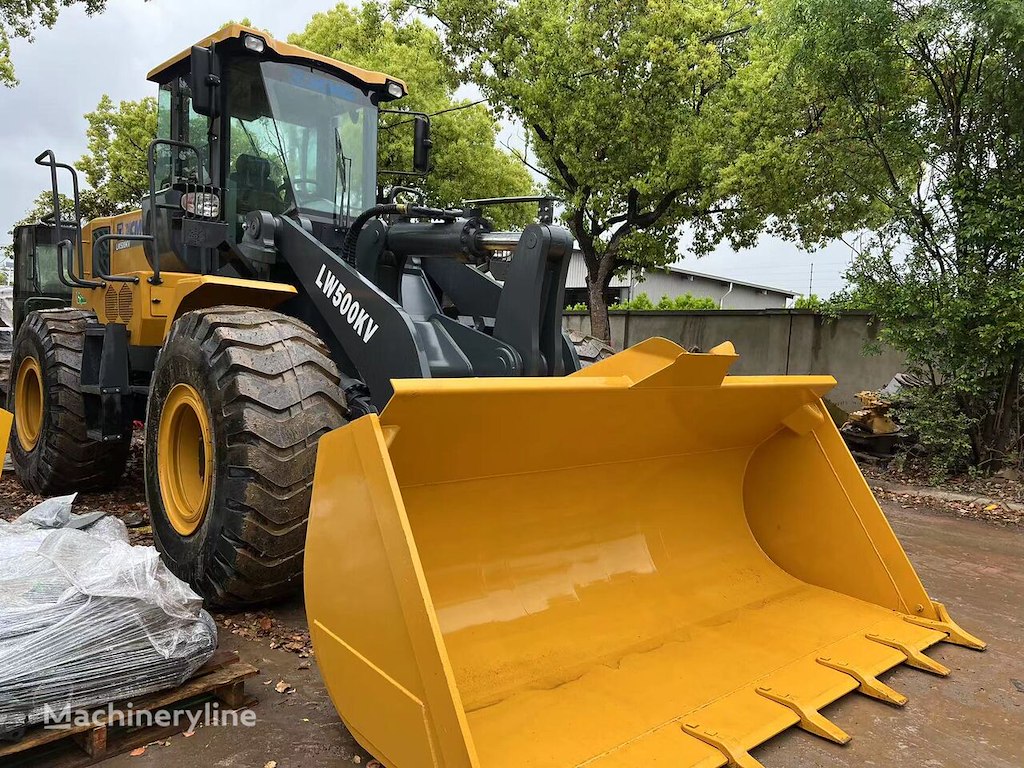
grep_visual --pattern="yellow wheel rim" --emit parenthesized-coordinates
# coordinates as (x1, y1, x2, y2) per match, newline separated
(158, 383, 214, 536)
(14, 356, 44, 451)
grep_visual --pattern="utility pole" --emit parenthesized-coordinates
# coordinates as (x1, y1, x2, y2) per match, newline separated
(808, 263, 814, 296)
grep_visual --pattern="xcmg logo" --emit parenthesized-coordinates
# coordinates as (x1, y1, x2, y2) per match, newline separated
(114, 216, 145, 250)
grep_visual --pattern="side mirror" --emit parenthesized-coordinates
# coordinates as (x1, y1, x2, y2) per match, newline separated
(189, 46, 221, 118)
(413, 115, 432, 174)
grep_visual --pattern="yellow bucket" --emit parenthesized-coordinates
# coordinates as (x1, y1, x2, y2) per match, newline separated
(304, 338, 983, 768)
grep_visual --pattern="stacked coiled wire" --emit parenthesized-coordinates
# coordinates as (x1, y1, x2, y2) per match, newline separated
(0, 499, 217, 739)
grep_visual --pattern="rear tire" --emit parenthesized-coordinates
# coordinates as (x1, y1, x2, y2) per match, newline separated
(145, 306, 348, 607)
(7, 310, 131, 494)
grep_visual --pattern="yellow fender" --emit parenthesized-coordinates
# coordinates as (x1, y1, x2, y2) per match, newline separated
(304, 337, 983, 768)
(0, 408, 11, 461)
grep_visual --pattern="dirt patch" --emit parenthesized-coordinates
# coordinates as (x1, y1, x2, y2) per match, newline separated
(860, 461, 1023, 526)
(861, 459, 1024, 503)
(214, 612, 313, 658)
(0, 432, 153, 545)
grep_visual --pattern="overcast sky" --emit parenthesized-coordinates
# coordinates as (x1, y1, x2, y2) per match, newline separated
(0, 0, 853, 297)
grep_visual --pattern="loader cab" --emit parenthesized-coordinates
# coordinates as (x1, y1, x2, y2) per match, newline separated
(146, 25, 407, 277)
(11, 222, 73, 331)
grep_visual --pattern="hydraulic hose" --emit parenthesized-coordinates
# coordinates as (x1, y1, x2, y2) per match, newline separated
(341, 203, 458, 265)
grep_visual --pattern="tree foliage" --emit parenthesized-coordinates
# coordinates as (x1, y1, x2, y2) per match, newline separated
(76, 94, 158, 218)
(744, 0, 1024, 472)
(793, 294, 821, 310)
(1, 0, 107, 85)
(290, 2, 535, 228)
(5, 93, 156, 259)
(414, 0, 769, 340)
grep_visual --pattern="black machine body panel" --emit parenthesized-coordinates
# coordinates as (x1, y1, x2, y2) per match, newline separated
(255, 213, 580, 409)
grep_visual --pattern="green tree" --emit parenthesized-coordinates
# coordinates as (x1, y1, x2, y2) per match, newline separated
(4, 93, 155, 260)
(2, 0, 107, 85)
(416, 0, 766, 340)
(745, 0, 1024, 472)
(290, 3, 535, 229)
(76, 94, 158, 217)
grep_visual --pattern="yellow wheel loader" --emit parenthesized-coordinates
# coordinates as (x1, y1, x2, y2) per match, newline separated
(8, 24, 983, 768)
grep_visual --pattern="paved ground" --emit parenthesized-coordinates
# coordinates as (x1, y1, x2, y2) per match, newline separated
(105, 502, 1023, 768)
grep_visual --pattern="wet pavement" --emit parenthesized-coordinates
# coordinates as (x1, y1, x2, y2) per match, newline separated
(105, 502, 1022, 768)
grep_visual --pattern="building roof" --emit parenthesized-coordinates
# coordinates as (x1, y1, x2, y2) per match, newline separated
(565, 253, 797, 296)
(659, 264, 797, 297)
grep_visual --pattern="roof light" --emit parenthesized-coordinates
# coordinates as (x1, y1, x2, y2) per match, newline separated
(386, 81, 405, 99)
(243, 34, 266, 53)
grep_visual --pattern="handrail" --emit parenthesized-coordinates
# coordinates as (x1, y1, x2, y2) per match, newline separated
(54, 239, 84, 291)
(146, 138, 204, 285)
(91, 234, 149, 283)
(34, 150, 102, 289)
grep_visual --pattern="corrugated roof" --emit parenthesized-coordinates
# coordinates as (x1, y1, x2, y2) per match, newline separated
(660, 264, 797, 296)
(565, 253, 797, 296)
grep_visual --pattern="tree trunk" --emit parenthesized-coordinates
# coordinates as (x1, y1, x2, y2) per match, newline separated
(978, 356, 1022, 470)
(587, 276, 611, 343)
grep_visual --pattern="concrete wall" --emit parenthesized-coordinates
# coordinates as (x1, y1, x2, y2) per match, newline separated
(564, 309, 906, 412)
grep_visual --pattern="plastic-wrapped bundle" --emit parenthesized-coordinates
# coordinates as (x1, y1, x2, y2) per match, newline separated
(0, 496, 217, 738)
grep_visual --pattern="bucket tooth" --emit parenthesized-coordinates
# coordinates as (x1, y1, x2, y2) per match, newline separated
(681, 723, 765, 768)
(816, 658, 908, 706)
(903, 601, 987, 650)
(754, 687, 851, 745)
(865, 634, 950, 676)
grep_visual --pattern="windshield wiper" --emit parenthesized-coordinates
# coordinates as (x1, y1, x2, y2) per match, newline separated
(334, 127, 350, 228)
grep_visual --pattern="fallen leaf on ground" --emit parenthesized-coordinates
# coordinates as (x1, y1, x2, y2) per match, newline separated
(264, 762, 278, 768)
(130, 747, 146, 756)
(274, 680, 294, 694)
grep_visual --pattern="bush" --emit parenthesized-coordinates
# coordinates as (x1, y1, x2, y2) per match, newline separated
(609, 292, 717, 311)
(793, 294, 822, 310)
(564, 302, 588, 312)
(657, 293, 718, 310)
(892, 385, 976, 481)
(609, 293, 654, 310)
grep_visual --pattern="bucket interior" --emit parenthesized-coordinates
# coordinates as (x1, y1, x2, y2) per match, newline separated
(380, 374, 935, 767)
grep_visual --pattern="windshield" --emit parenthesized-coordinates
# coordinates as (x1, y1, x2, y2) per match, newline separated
(226, 59, 377, 221)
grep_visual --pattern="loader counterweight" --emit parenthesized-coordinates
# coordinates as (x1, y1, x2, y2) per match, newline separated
(304, 338, 984, 768)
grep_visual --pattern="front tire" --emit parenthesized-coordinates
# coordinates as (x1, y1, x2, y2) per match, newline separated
(145, 306, 348, 607)
(7, 310, 130, 494)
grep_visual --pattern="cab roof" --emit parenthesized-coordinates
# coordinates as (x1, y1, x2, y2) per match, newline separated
(146, 23, 406, 92)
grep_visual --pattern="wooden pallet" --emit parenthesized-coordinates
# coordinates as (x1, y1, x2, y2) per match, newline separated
(0, 650, 258, 767)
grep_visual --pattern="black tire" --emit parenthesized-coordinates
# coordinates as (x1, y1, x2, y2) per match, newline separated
(145, 306, 349, 607)
(7, 310, 131, 495)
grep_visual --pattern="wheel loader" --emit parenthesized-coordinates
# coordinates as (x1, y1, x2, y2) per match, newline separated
(7, 24, 984, 768)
